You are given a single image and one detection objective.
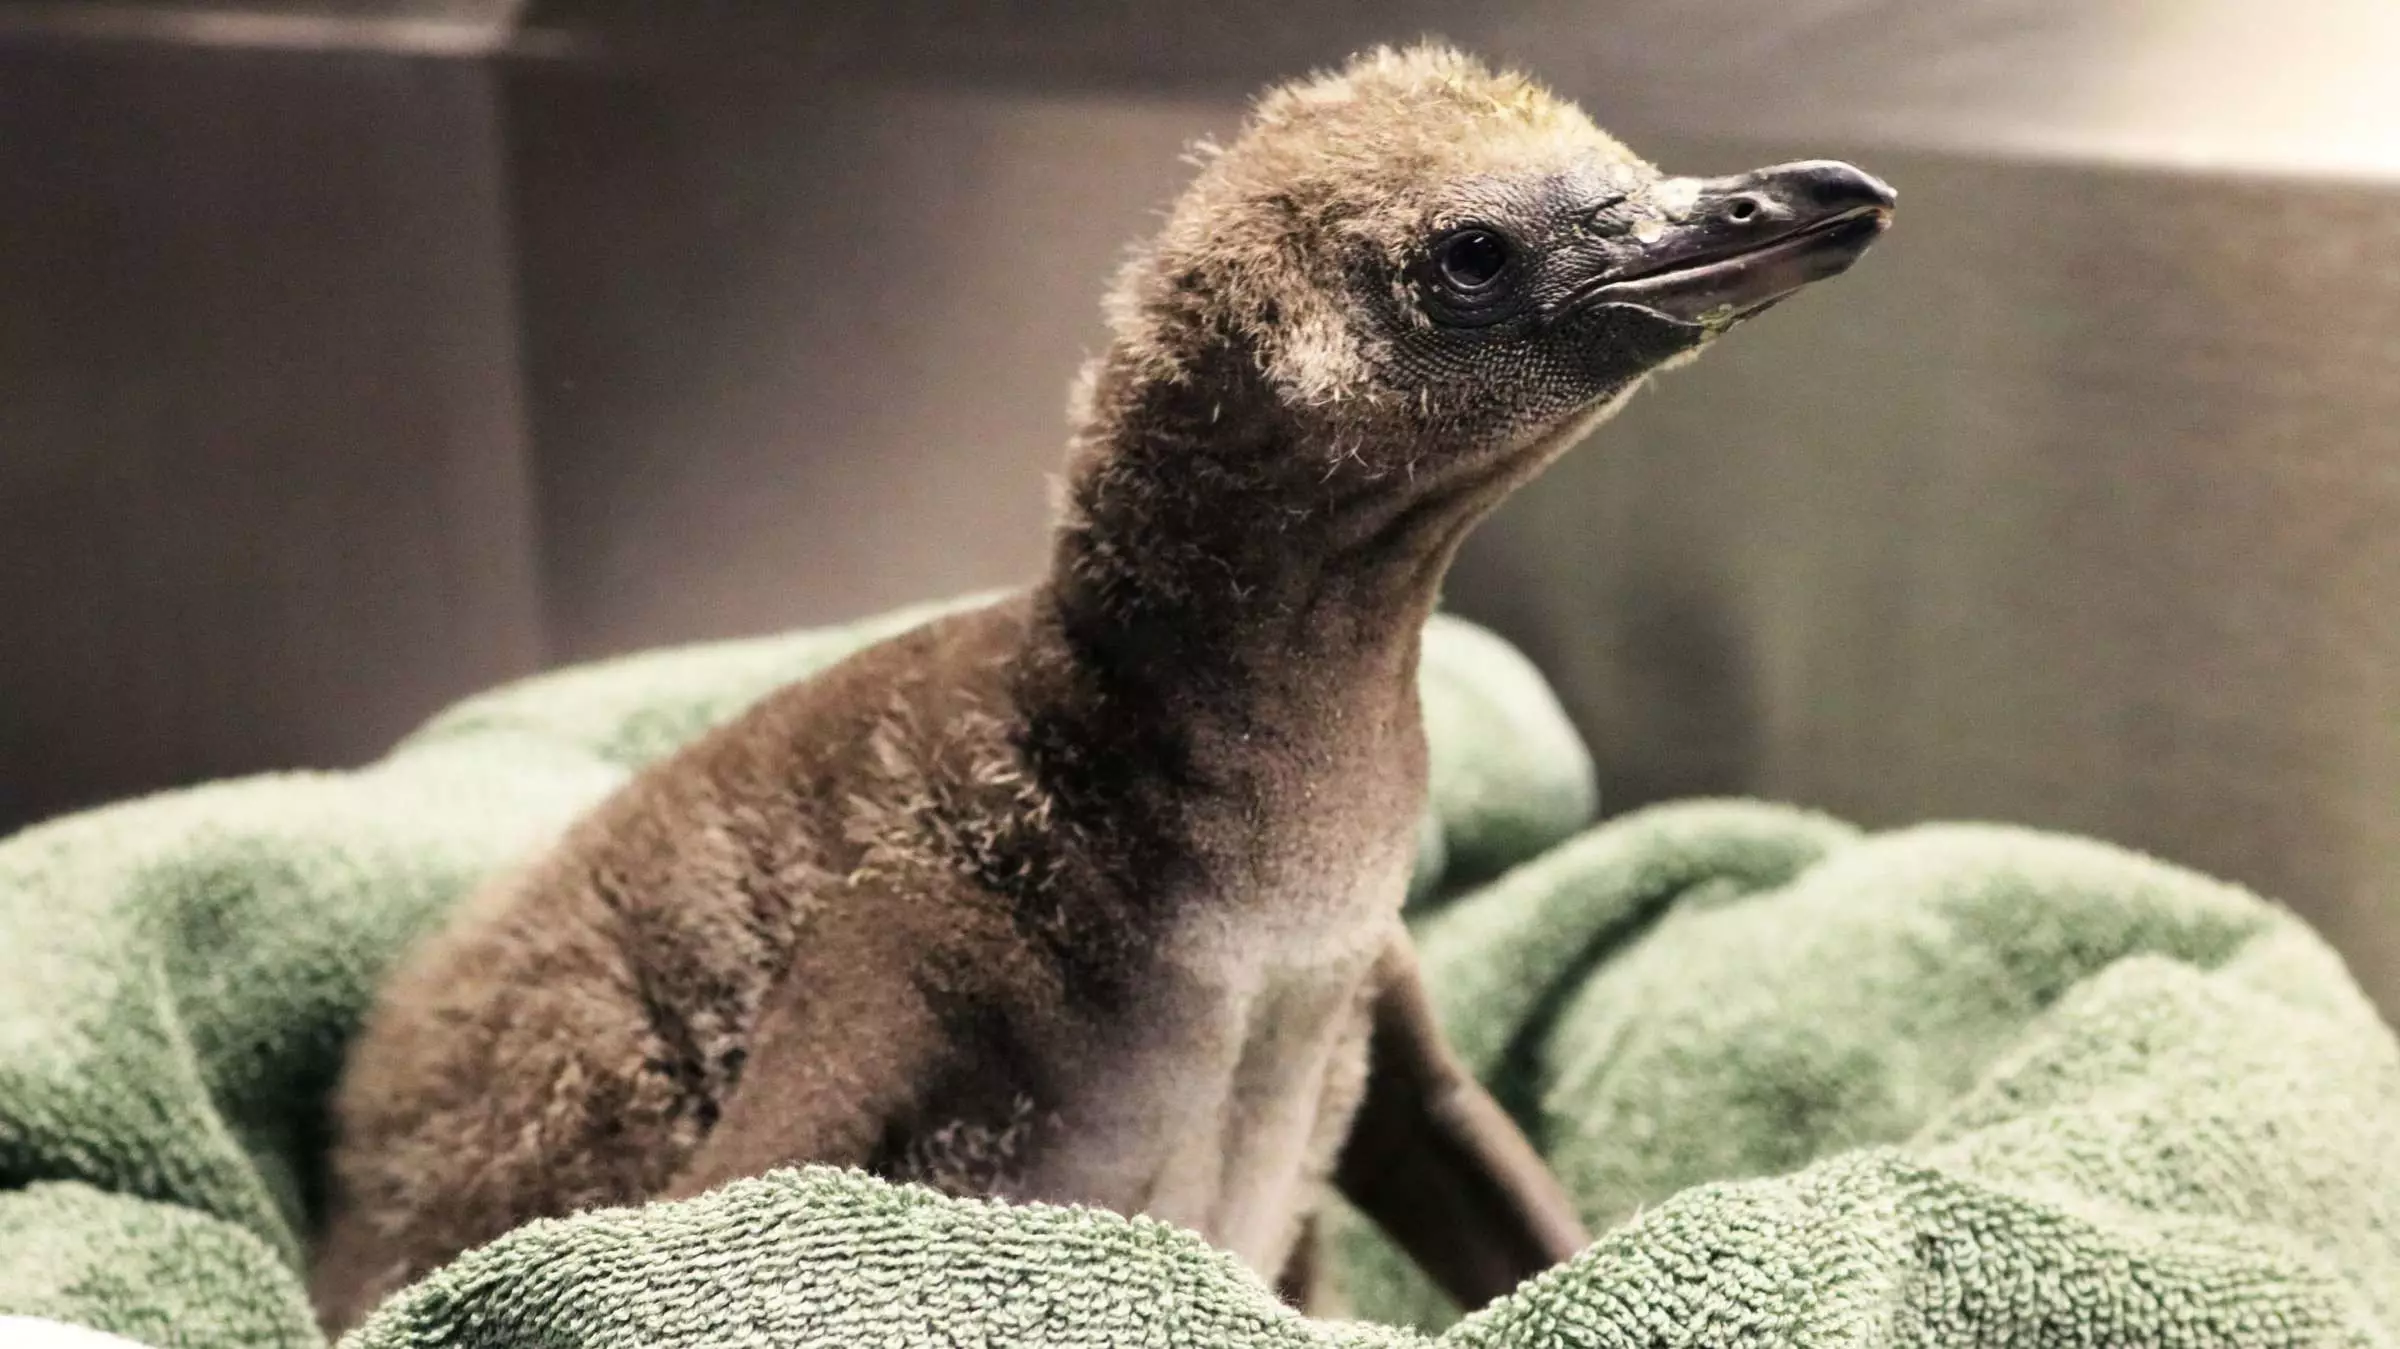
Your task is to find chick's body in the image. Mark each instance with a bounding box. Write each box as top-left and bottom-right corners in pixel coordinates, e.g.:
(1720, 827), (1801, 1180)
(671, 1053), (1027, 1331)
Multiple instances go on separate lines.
(313, 39), (1892, 1334)
(315, 595), (1425, 1325)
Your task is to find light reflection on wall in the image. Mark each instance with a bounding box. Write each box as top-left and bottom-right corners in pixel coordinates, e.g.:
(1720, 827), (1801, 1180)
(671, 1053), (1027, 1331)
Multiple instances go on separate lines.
(1476, 0), (2400, 181)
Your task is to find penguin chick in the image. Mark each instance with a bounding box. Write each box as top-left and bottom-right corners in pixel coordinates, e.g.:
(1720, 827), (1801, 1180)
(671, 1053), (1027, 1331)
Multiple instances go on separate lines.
(311, 42), (1894, 1332)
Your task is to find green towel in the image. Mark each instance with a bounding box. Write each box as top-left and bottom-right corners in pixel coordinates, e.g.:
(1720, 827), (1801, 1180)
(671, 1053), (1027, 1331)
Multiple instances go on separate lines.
(4, 598), (2395, 1348)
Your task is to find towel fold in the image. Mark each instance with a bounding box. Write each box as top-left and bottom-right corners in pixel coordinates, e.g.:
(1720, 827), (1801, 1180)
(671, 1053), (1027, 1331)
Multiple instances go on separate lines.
(3, 597), (2392, 1349)
(1327, 801), (2400, 1342)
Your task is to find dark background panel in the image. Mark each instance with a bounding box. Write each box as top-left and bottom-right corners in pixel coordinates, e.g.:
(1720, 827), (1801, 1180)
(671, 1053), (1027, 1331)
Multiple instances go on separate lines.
(0, 43), (540, 829)
(504, 68), (1217, 657)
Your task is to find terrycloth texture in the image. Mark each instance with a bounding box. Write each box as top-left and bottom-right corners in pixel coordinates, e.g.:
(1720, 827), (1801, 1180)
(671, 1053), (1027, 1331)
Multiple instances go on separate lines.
(1324, 804), (2400, 1340)
(4, 600), (2396, 1349)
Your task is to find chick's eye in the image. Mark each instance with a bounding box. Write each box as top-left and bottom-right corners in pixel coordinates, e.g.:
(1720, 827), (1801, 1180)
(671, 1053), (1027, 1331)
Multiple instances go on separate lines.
(1435, 229), (1512, 290)
(1415, 225), (1527, 329)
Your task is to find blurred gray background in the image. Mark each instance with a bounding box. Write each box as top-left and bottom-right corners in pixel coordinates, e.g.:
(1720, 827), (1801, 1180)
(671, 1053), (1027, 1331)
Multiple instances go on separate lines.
(4, 1), (2398, 1011)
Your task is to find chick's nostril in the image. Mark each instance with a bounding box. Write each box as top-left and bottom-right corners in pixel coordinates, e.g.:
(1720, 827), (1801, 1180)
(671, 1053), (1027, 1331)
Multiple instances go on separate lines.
(1724, 196), (1763, 224)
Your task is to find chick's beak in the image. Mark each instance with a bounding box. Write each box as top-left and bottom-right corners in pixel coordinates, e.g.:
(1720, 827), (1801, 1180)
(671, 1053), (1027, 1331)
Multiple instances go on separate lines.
(1575, 160), (1896, 325)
